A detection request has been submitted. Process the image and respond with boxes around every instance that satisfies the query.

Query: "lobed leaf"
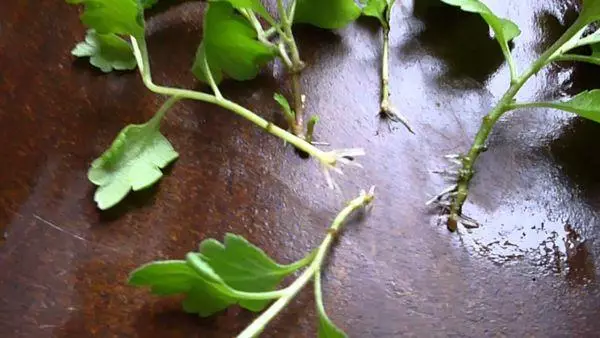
[129,259,238,317]
[88,120,178,210]
[65,0,144,38]
[198,233,301,311]
[440,0,520,62]
[129,234,306,316]
[294,0,361,29]
[192,2,277,84]
[546,90,600,123]
[72,29,137,72]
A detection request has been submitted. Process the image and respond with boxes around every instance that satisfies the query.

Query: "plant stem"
[148,95,181,128]
[277,0,307,139]
[379,23,413,133]
[553,54,600,66]
[377,1,412,133]
[447,19,587,231]
[130,36,334,165]
[237,190,375,338]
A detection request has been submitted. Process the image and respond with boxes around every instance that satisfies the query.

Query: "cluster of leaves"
[64,0,387,337]
[431,0,600,230]
[68,0,392,210]
[130,190,374,337]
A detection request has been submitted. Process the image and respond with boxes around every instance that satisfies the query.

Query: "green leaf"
[318,311,348,338]
[210,0,275,25]
[440,0,520,61]
[295,0,362,29]
[140,0,158,8]
[315,271,347,338]
[274,93,295,122]
[198,233,299,311]
[192,2,277,84]
[545,90,600,123]
[580,0,600,24]
[361,0,389,26]
[66,0,144,38]
[88,120,178,210]
[128,260,199,295]
[129,259,237,317]
[72,29,137,72]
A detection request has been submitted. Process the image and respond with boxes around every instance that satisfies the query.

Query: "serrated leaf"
[545,90,600,123]
[72,29,137,72]
[88,120,178,210]
[198,233,300,311]
[192,2,277,84]
[361,0,389,26]
[129,259,237,317]
[295,0,361,29]
[66,0,144,38]
[440,0,520,62]
[210,0,275,25]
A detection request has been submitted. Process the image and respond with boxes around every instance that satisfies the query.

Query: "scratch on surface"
[32,214,121,253]
[33,214,87,242]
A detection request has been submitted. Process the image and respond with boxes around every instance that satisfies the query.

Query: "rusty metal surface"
[1,0,599,337]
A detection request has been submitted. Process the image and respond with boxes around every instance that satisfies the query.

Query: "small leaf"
[88,120,178,209]
[66,0,144,38]
[546,90,600,123]
[295,0,362,29]
[274,93,295,122]
[128,260,199,295]
[72,29,137,72]
[198,233,299,311]
[440,0,520,61]
[129,259,237,317]
[361,0,388,26]
[210,0,275,25]
[318,311,348,338]
[315,270,347,338]
[306,115,319,144]
[192,2,277,84]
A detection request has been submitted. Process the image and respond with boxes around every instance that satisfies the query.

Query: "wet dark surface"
[1,0,600,337]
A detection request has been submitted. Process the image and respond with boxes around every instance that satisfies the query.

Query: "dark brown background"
[1,0,599,337]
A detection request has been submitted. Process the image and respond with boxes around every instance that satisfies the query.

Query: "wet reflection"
[551,118,600,208]
[405,0,506,85]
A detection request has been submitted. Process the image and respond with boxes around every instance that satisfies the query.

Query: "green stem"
[276,0,307,139]
[313,269,327,319]
[202,55,222,99]
[283,249,317,273]
[130,36,333,165]
[147,95,181,128]
[237,190,375,338]
[552,54,600,66]
[447,18,588,231]
[378,5,413,133]
[186,254,288,301]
